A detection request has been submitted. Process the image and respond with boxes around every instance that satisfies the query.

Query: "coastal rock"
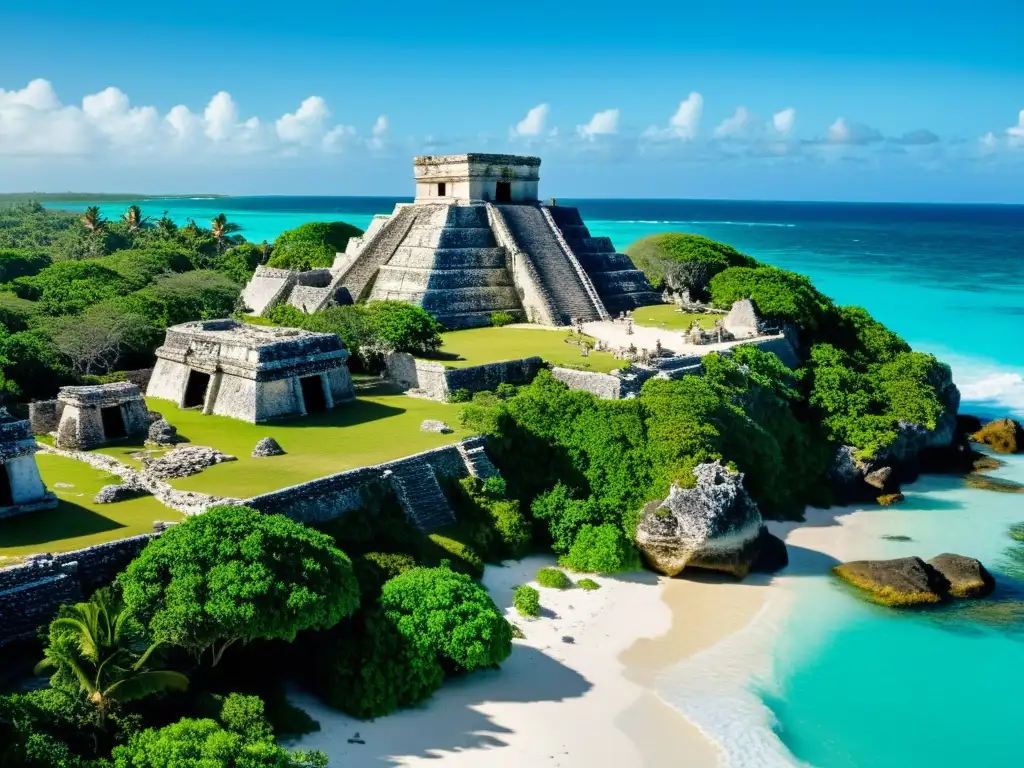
[750,527,789,573]
[927,553,995,599]
[864,466,894,491]
[876,492,905,506]
[420,419,453,434]
[252,437,285,457]
[146,417,178,446]
[635,461,768,579]
[971,418,1024,454]
[828,445,882,504]
[963,473,1024,494]
[956,414,983,435]
[93,483,147,504]
[833,557,947,606]
[834,553,996,606]
[141,445,236,479]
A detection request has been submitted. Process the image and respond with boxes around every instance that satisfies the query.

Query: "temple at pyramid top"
[413,154,541,204]
[242,153,660,329]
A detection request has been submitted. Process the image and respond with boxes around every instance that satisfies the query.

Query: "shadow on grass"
[0,500,125,549]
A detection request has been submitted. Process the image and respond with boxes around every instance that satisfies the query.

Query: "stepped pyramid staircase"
[389,459,457,532]
[336,205,423,303]
[457,436,499,480]
[496,204,609,324]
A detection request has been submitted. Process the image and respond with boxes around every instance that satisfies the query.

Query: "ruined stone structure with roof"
[146,319,355,423]
[55,382,150,450]
[0,407,57,519]
[242,153,660,327]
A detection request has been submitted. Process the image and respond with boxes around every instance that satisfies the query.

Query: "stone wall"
[29,399,63,435]
[243,439,478,526]
[550,367,626,399]
[386,353,544,401]
[0,534,155,646]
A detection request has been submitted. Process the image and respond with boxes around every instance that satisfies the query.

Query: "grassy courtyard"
[0,454,178,559]
[420,326,620,373]
[95,382,471,498]
[631,304,720,331]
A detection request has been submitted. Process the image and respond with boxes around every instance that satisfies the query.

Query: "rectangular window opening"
[0,466,13,507]
[437,182,446,197]
[183,370,211,409]
[496,180,512,202]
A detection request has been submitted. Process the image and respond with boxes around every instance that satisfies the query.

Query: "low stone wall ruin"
[386,353,544,401]
[29,399,63,435]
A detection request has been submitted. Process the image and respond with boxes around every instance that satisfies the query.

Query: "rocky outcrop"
[146,418,178,446]
[722,299,764,340]
[420,419,453,434]
[141,446,237,479]
[93,483,148,504]
[252,437,285,457]
[971,418,1024,454]
[927,553,995,598]
[834,553,994,606]
[636,462,783,579]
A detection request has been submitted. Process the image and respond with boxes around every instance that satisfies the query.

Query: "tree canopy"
[266,221,364,271]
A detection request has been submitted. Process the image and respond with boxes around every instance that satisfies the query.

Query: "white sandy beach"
[288,511,876,768]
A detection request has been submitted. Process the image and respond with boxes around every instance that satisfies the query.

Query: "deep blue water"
[54,196,1024,766]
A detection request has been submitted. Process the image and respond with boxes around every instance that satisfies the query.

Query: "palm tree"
[156,211,177,235]
[35,589,189,730]
[81,206,107,234]
[210,213,241,253]
[121,205,150,233]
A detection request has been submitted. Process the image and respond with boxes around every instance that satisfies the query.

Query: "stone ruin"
[55,382,149,450]
[0,407,57,519]
[146,319,355,423]
[241,153,660,328]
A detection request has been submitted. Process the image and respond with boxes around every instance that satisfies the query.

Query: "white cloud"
[827,117,883,145]
[0,78,370,161]
[366,114,389,150]
[1007,108,1024,146]
[773,107,796,135]
[643,92,703,141]
[980,131,998,148]
[576,108,620,140]
[714,106,755,139]
[510,103,550,138]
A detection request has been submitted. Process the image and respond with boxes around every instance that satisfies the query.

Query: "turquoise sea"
[56,196,1024,766]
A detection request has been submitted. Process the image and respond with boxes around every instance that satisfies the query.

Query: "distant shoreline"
[0,193,230,203]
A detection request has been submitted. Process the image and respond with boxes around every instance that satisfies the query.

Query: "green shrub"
[495,382,518,399]
[380,565,513,671]
[13,260,131,315]
[560,523,640,573]
[536,567,572,589]
[0,247,50,283]
[577,578,600,591]
[626,233,756,297]
[0,291,41,332]
[212,242,267,284]
[513,585,541,617]
[426,534,485,578]
[490,311,515,327]
[708,265,832,332]
[445,476,531,561]
[449,388,472,403]
[531,485,610,554]
[352,551,418,597]
[366,300,444,354]
[267,221,363,271]
[309,607,443,720]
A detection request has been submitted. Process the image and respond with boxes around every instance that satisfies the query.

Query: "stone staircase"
[338,205,422,302]
[546,207,662,314]
[457,436,498,480]
[497,204,607,325]
[389,459,457,532]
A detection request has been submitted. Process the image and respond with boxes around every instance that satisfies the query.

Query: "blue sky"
[1,0,1022,201]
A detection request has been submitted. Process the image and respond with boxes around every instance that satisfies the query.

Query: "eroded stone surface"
[252,437,285,457]
[141,445,237,479]
[94,483,147,504]
[420,420,453,434]
[971,418,1024,454]
[927,553,995,598]
[146,418,178,446]
[834,553,995,606]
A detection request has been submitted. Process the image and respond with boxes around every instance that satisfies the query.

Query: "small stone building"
[0,407,58,519]
[146,319,355,423]
[55,383,150,450]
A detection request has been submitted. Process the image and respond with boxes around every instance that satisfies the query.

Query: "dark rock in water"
[876,492,905,506]
[636,461,765,579]
[94,483,147,504]
[833,557,947,606]
[971,453,1004,473]
[971,418,1024,454]
[956,414,983,435]
[882,535,914,542]
[146,417,178,446]
[963,473,1024,494]
[834,553,996,607]
[927,553,994,599]
[750,527,788,573]
[252,436,285,457]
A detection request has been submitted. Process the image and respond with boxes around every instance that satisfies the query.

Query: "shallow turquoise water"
[54,196,1024,766]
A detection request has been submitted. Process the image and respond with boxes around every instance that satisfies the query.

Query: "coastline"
[288,554,723,766]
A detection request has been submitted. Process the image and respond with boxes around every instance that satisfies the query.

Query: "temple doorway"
[300,375,327,413]
[495,181,512,202]
[0,466,13,507]
[100,406,127,439]
[183,370,211,409]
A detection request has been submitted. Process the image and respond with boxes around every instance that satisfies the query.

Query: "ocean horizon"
[49,194,1024,766]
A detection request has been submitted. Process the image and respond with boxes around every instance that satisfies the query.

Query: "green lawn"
[95,383,471,498]
[631,304,720,331]
[0,454,178,559]
[421,327,620,373]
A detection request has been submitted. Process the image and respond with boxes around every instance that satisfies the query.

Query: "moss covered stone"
[971,418,1024,454]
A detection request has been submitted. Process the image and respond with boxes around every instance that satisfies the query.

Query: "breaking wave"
[602,220,796,228]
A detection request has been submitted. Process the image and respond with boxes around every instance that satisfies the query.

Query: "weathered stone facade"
[386,352,544,401]
[241,153,660,328]
[146,319,355,423]
[0,408,57,520]
[28,398,62,435]
[55,382,149,450]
